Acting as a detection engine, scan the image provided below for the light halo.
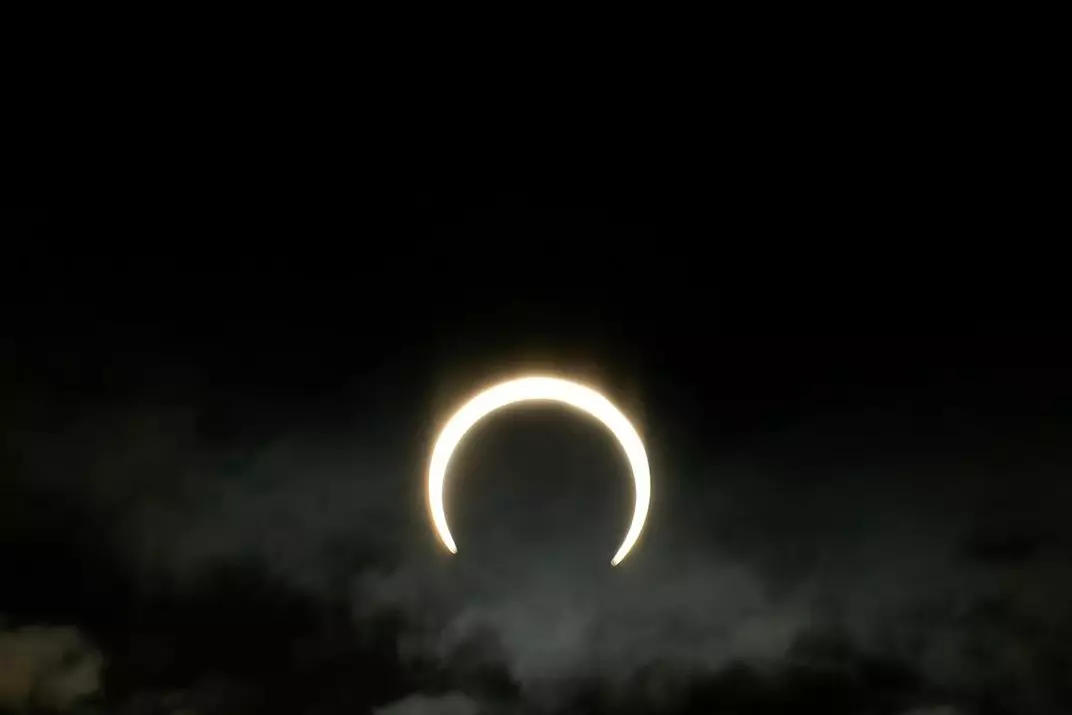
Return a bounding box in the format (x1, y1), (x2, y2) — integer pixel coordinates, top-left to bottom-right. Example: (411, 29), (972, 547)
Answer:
(427, 375), (650, 566)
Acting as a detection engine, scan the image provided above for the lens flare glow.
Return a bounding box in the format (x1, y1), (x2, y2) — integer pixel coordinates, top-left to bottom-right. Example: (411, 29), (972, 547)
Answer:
(427, 375), (651, 566)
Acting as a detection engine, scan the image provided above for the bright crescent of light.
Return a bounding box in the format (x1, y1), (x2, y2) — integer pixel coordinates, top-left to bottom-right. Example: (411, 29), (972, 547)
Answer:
(427, 375), (651, 566)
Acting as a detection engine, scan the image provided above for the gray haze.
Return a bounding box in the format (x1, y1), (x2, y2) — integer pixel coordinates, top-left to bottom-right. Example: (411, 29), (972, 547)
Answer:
(4, 390), (1071, 713)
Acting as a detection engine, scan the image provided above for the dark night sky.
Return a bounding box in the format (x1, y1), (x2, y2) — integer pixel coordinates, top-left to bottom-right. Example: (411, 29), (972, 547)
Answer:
(2, 182), (1070, 714)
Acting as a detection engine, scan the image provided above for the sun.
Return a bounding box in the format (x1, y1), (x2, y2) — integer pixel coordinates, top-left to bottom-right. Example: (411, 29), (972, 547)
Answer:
(427, 375), (651, 566)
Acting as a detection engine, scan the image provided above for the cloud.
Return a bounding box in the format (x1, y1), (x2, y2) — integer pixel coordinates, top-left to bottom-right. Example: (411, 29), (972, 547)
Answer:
(0, 625), (103, 712)
(5, 392), (1072, 711)
(374, 692), (481, 715)
(359, 548), (814, 688)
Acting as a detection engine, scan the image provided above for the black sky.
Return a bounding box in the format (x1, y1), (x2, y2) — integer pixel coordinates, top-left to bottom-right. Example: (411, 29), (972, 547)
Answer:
(2, 181), (1070, 714)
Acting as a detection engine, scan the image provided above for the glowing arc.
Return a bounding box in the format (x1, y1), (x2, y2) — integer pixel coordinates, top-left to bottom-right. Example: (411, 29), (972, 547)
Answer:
(427, 376), (651, 566)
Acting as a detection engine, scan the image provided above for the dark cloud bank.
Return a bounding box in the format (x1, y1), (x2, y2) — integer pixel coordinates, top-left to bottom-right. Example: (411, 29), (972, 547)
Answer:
(2, 363), (1070, 715)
